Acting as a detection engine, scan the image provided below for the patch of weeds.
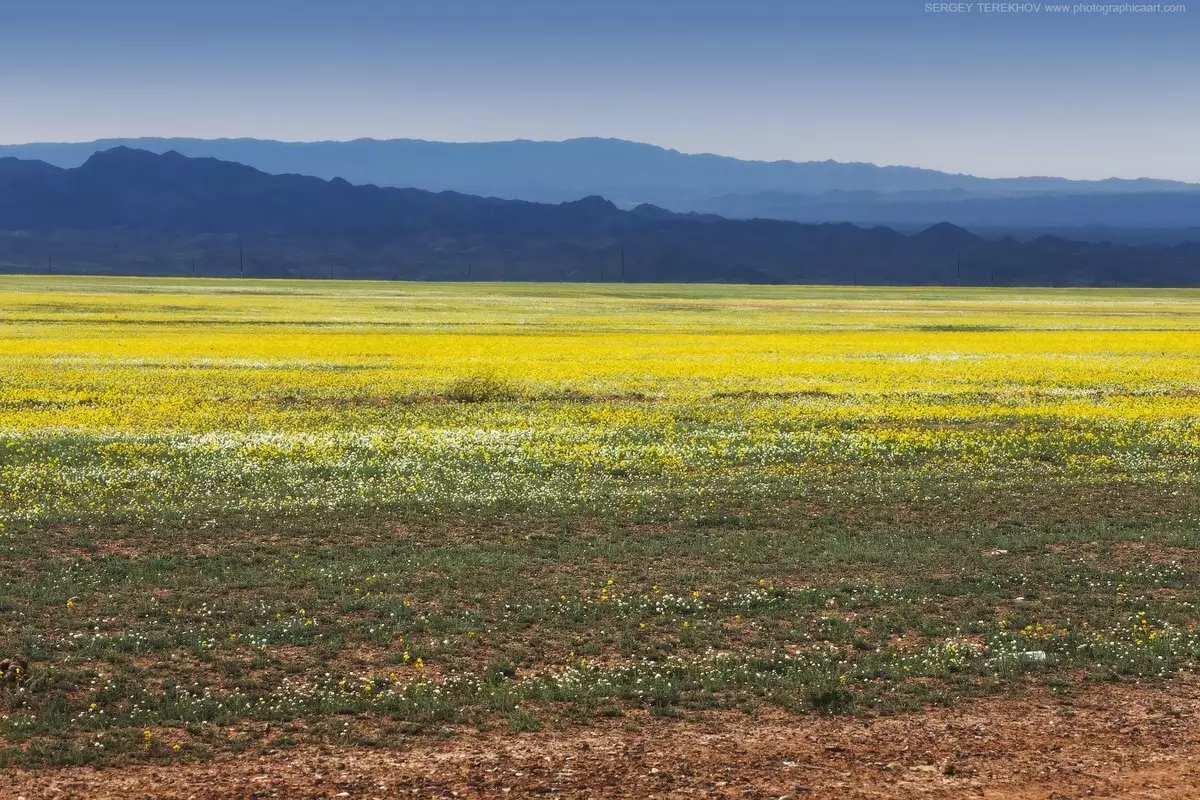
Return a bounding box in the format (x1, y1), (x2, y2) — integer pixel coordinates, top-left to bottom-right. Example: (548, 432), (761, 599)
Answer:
(506, 709), (541, 733)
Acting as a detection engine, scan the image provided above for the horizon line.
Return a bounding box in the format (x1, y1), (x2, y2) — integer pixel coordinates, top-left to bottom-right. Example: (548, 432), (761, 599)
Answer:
(1, 134), (1195, 186)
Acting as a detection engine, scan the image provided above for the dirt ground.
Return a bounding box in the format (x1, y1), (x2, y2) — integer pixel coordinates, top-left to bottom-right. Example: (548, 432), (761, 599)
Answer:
(5, 677), (1199, 799)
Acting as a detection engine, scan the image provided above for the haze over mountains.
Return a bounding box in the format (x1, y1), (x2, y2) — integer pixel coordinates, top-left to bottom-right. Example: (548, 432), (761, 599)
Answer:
(0, 147), (1196, 286)
(3, 137), (1199, 238)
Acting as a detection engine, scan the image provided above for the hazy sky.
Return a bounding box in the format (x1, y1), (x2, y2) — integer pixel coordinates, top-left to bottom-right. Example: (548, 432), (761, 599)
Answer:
(2, 0), (1197, 179)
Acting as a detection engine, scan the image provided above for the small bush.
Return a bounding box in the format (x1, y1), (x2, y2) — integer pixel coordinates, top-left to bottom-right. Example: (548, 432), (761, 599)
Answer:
(807, 686), (855, 714)
(444, 373), (519, 403)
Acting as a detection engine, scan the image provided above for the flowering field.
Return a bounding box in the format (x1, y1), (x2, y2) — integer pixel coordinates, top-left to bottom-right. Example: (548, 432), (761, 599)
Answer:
(1, 276), (1198, 766)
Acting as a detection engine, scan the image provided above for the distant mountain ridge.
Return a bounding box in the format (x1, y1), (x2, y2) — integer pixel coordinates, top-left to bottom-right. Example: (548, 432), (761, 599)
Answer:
(0, 147), (1195, 286)
(693, 189), (1200, 230)
(1, 136), (1196, 212)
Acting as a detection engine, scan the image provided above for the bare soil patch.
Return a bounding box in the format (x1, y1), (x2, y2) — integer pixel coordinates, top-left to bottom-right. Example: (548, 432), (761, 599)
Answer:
(6, 676), (1199, 799)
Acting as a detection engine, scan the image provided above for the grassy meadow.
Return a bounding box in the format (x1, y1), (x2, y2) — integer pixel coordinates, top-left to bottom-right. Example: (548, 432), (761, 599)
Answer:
(1, 276), (1199, 765)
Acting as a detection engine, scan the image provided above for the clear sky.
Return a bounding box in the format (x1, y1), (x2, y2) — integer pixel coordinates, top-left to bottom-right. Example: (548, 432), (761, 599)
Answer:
(2, 0), (1197, 180)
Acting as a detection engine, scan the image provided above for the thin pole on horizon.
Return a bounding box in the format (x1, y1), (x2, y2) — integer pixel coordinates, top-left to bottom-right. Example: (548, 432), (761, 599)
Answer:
(239, 244), (244, 279)
(620, 247), (626, 282)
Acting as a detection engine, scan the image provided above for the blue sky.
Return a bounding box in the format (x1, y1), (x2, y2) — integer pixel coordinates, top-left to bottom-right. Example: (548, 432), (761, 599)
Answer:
(1, 0), (1196, 179)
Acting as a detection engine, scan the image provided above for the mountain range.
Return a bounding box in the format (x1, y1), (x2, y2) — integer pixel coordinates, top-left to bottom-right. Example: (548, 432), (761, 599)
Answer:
(2, 137), (1199, 236)
(0, 147), (1196, 286)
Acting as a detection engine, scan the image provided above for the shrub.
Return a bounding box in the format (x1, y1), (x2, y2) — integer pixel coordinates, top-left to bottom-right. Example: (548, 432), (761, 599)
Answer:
(444, 373), (519, 403)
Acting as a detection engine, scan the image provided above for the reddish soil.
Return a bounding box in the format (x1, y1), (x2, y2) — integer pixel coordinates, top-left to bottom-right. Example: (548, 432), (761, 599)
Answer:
(6, 677), (1200, 799)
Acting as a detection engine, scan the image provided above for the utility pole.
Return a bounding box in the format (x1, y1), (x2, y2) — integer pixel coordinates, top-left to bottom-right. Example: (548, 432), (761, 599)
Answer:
(239, 244), (244, 279)
(956, 250), (961, 286)
(191, 258), (196, 278)
(620, 247), (626, 282)
(48, 256), (52, 276)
